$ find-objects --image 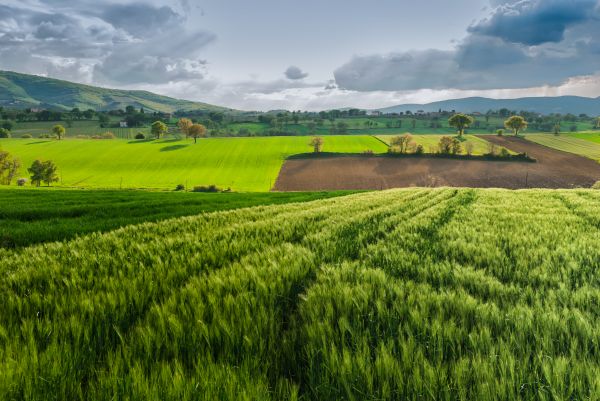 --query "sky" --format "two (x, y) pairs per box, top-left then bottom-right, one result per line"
(0, 0), (599, 111)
